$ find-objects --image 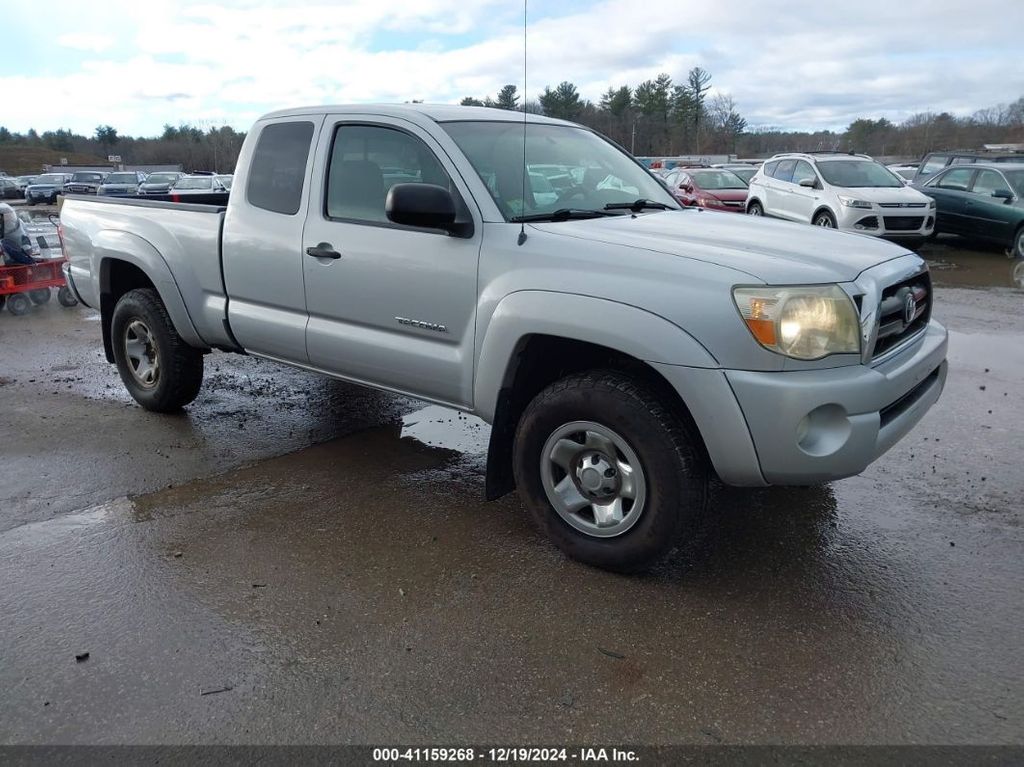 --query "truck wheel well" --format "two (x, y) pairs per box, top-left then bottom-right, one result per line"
(99, 260), (157, 363)
(485, 334), (705, 500)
